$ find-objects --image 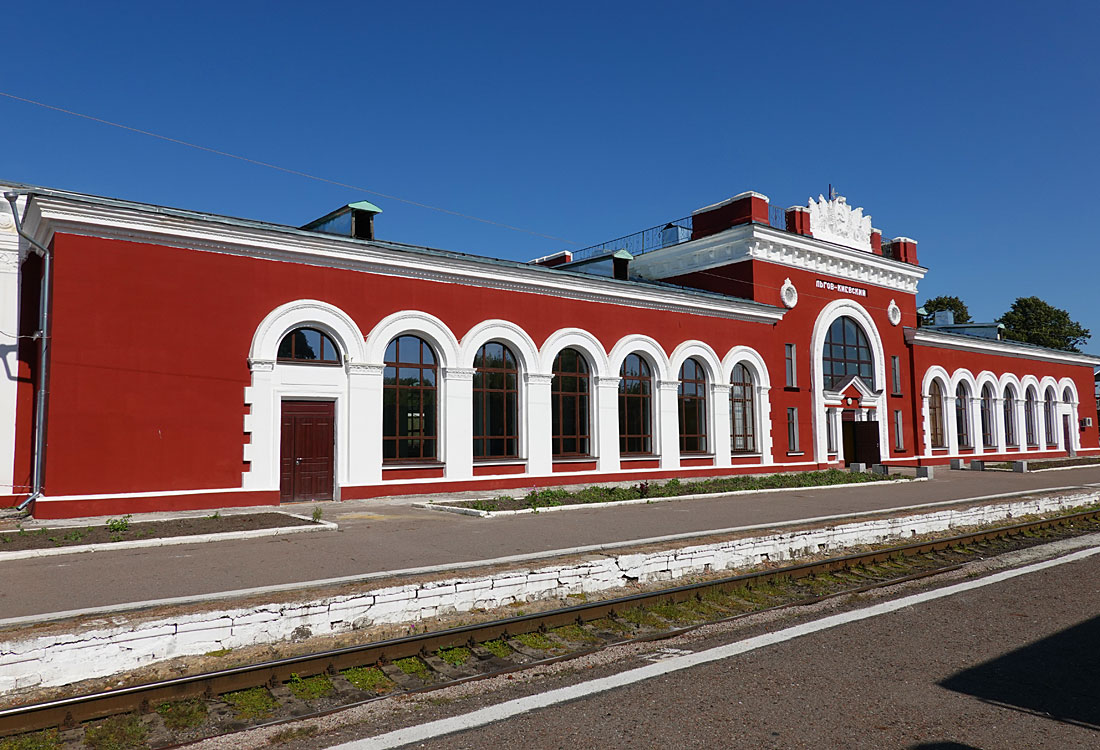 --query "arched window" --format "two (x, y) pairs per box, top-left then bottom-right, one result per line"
(980, 384), (996, 448)
(1063, 386), (1074, 403)
(619, 353), (653, 455)
(928, 380), (946, 448)
(383, 335), (438, 462)
(277, 327), (340, 364)
(1025, 387), (1038, 447)
(473, 342), (519, 459)
(730, 363), (756, 453)
(551, 348), (590, 457)
(823, 316), (874, 389)
(955, 382), (971, 448)
(1044, 387), (1058, 446)
(678, 358), (708, 453)
(1004, 386), (1018, 447)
